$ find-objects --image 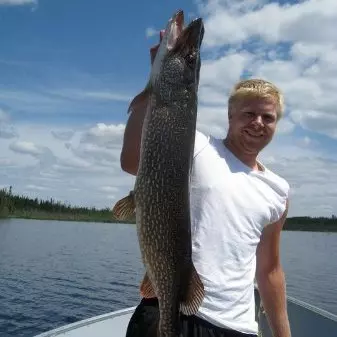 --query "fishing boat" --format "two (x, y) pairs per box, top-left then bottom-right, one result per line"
(34, 290), (337, 337)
